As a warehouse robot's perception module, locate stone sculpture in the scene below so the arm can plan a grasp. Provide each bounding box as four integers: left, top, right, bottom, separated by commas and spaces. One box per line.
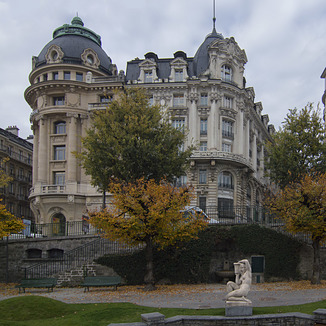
225, 259, 252, 304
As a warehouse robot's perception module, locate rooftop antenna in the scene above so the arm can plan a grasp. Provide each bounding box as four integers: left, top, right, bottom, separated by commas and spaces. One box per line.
213, 0, 217, 32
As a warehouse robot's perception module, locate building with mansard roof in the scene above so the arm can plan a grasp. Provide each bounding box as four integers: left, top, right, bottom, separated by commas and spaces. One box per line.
0, 126, 34, 222
25, 17, 274, 226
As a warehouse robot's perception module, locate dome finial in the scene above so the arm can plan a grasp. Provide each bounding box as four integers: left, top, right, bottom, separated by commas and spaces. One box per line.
212, 0, 217, 33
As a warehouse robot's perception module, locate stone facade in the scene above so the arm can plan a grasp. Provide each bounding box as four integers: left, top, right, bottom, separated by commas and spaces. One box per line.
25, 17, 274, 224
0, 127, 34, 221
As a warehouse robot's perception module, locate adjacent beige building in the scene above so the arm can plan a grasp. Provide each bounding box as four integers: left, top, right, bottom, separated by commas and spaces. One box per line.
25, 17, 274, 224
0, 126, 34, 221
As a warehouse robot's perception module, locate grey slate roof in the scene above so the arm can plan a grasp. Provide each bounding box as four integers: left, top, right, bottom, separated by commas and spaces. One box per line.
126, 29, 223, 82
35, 35, 113, 74
0, 128, 33, 151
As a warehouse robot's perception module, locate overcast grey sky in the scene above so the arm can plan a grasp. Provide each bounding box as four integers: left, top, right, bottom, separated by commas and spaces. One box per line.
0, 0, 325, 139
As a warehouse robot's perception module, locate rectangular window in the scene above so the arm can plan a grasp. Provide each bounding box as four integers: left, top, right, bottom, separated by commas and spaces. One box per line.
199, 169, 207, 184
173, 94, 184, 107
54, 146, 66, 160
200, 118, 207, 135
53, 72, 59, 80
223, 96, 233, 108
76, 72, 83, 81
144, 70, 153, 83
8, 182, 14, 194
53, 96, 65, 106
175, 69, 183, 82
222, 143, 232, 152
100, 95, 112, 103
174, 175, 187, 187
172, 118, 185, 133
200, 93, 208, 106
200, 141, 207, 152
222, 119, 234, 139
54, 172, 65, 185
43, 73, 48, 81
64, 71, 71, 80
55, 122, 66, 134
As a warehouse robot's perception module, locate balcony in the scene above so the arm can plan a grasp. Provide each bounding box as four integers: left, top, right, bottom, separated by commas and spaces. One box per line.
191, 151, 253, 171
42, 185, 66, 194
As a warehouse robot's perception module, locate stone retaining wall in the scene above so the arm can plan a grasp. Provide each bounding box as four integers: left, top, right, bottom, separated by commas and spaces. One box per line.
109, 309, 326, 326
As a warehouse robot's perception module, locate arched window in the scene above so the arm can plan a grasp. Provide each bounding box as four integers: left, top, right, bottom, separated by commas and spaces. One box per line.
52, 213, 66, 236
54, 121, 66, 134
218, 171, 233, 189
221, 64, 232, 82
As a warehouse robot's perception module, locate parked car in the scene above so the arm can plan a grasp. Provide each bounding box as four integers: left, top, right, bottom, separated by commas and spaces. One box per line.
181, 206, 219, 224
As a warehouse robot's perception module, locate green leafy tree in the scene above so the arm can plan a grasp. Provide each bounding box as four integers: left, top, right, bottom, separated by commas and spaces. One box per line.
265, 104, 326, 188
266, 173, 326, 284
89, 178, 207, 289
77, 88, 194, 208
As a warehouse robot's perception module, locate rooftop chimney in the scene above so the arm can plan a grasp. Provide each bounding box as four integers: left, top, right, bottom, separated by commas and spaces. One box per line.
6, 126, 19, 136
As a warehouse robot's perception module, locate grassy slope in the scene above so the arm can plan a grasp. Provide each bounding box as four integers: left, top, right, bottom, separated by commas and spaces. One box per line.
0, 296, 325, 326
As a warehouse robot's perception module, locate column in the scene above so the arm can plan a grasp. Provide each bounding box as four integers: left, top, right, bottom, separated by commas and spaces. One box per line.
236, 109, 244, 155
209, 99, 217, 150
67, 114, 78, 183
38, 117, 48, 183
252, 132, 257, 174
32, 123, 39, 185
188, 92, 198, 143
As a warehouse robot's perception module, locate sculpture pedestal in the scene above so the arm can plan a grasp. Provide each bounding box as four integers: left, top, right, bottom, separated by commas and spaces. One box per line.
225, 300, 252, 317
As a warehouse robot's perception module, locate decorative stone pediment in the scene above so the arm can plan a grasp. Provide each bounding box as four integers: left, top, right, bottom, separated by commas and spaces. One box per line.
139, 59, 157, 68
45, 45, 64, 64
170, 57, 187, 67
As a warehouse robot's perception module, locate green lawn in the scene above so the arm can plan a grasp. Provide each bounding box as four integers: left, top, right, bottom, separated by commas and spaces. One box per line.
0, 296, 325, 326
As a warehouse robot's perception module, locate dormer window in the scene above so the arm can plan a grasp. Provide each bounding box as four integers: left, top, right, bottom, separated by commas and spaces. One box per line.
144, 70, 153, 83
221, 65, 232, 82
169, 57, 188, 82
138, 59, 158, 83
175, 69, 183, 82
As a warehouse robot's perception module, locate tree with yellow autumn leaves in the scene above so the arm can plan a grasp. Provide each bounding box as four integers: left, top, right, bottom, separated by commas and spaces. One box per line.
89, 178, 207, 289
0, 159, 25, 238
267, 173, 326, 284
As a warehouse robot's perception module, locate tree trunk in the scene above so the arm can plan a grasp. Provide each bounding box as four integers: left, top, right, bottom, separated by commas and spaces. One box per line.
102, 190, 106, 210
144, 238, 156, 290
311, 238, 321, 284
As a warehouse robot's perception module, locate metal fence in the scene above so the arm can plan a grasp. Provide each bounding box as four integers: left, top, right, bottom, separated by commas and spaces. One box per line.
3, 221, 101, 240
204, 205, 280, 226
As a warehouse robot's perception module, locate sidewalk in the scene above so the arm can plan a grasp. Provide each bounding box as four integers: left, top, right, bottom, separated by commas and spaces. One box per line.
1, 281, 326, 309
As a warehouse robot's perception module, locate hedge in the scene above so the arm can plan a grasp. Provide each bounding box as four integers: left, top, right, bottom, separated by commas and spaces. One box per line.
95, 224, 303, 284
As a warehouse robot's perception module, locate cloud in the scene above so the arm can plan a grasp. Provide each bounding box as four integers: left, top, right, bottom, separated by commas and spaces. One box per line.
0, 0, 325, 137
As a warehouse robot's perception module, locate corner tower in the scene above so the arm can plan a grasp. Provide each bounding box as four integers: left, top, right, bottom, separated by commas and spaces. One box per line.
25, 17, 124, 226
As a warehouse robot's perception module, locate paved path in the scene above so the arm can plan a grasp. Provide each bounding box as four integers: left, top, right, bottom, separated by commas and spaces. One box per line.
1, 282, 326, 309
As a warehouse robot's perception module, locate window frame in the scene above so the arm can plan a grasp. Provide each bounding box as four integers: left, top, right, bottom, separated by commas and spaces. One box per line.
54, 145, 66, 161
